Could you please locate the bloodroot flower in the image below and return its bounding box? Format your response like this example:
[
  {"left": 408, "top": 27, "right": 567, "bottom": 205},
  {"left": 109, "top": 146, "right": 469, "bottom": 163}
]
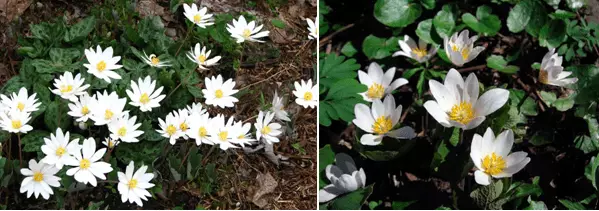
[{"left": 319, "top": 153, "right": 366, "bottom": 203}]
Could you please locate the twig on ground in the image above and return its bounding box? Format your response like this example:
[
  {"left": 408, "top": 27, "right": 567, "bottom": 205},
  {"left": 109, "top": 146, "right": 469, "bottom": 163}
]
[
  {"left": 457, "top": 64, "right": 486, "bottom": 73},
  {"left": 512, "top": 75, "right": 546, "bottom": 112},
  {"left": 318, "top": 23, "right": 355, "bottom": 48}
]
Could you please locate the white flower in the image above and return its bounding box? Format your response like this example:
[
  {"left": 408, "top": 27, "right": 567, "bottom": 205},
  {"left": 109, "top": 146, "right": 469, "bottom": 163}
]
[
  {"left": 157, "top": 111, "right": 185, "bottom": 145},
  {"left": 117, "top": 161, "right": 155, "bottom": 207},
  {"left": 444, "top": 30, "right": 485, "bottom": 67},
  {"left": 141, "top": 51, "right": 170, "bottom": 68},
  {"left": 186, "top": 43, "right": 221, "bottom": 70},
  {"left": 0, "top": 110, "right": 33, "bottom": 133},
  {"left": 293, "top": 79, "right": 318, "bottom": 108},
  {"left": 424, "top": 69, "right": 509, "bottom": 130},
  {"left": 393, "top": 35, "right": 437, "bottom": 63},
  {"left": 50, "top": 72, "right": 90, "bottom": 102},
  {"left": 126, "top": 76, "right": 165, "bottom": 112},
  {"left": 0, "top": 87, "right": 41, "bottom": 113},
  {"left": 539, "top": 48, "right": 577, "bottom": 87},
  {"left": 358, "top": 62, "right": 409, "bottom": 102},
  {"left": 319, "top": 153, "right": 366, "bottom": 203},
  {"left": 270, "top": 91, "right": 290, "bottom": 122},
  {"left": 254, "top": 111, "right": 282, "bottom": 144},
  {"left": 470, "top": 128, "right": 531, "bottom": 186},
  {"left": 185, "top": 102, "right": 207, "bottom": 116},
  {"left": 182, "top": 3, "right": 214, "bottom": 28},
  {"left": 174, "top": 109, "right": 190, "bottom": 140},
  {"left": 306, "top": 18, "right": 318, "bottom": 40},
  {"left": 40, "top": 128, "right": 81, "bottom": 169},
  {"left": 186, "top": 112, "right": 213, "bottom": 146},
  {"left": 64, "top": 138, "right": 113, "bottom": 187},
  {"left": 108, "top": 113, "right": 143, "bottom": 143},
  {"left": 353, "top": 95, "right": 416, "bottom": 146},
  {"left": 67, "top": 93, "right": 95, "bottom": 123},
  {"left": 202, "top": 75, "right": 239, "bottom": 108},
  {"left": 88, "top": 91, "right": 127, "bottom": 125},
  {"left": 83, "top": 45, "right": 123, "bottom": 83},
  {"left": 20, "top": 159, "right": 61, "bottom": 199},
  {"left": 226, "top": 15, "right": 270, "bottom": 43},
  {"left": 231, "top": 120, "right": 255, "bottom": 148},
  {"left": 102, "top": 137, "right": 119, "bottom": 149},
  {"left": 209, "top": 115, "right": 238, "bottom": 150}
]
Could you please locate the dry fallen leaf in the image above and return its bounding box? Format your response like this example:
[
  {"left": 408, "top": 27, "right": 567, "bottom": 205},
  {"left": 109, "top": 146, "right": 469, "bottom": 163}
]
[{"left": 252, "top": 172, "right": 278, "bottom": 208}]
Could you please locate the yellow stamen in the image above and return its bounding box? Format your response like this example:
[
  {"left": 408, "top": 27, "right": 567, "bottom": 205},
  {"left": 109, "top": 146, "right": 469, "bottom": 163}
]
[
  {"left": 55, "top": 147, "right": 66, "bottom": 156},
  {"left": 81, "top": 106, "right": 90, "bottom": 115},
  {"left": 193, "top": 14, "right": 202, "bottom": 23},
  {"left": 237, "top": 135, "right": 245, "bottom": 139},
  {"left": 371, "top": 116, "right": 393, "bottom": 135},
  {"left": 60, "top": 85, "right": 73, "bottom": 93},
  {"left": 412, "top": 48, "right": 428, "bottom": 58},
  {"left": 79, "top": 159, "right": 91, "bottom": 170},
  {"left": 461, "top": 48, "right": 470, "bottom": 61},
  {"left": 215, "top": 89, "right": 223, "bottom": 99},
  {"left": 198, "top": 127, "right": 207, "bottom": 137},
  {"left": 118, "top": 127, "right": 127, "bottom": 137},
  {"left": 11, "top": 120, "right": 21, "bottom": 129},
  {"left": 139, "top": 93, "right": 150, "bottom": 104},
  {"left": 97, "top": 61, "right": 107, "bottom": 72},
  {"left": 242, "top": 29, "right": 252, "bottom": 38},
  {"left": 104, "top": 109, "right": 114, "bottom": 120},
  {"left": 218, "top": 131, "right": 228, "bottom": 142},
  {"left": 17, "top": 102, "right": 25, "bottom": 111},
  {"left": 128, "top": 179, "right": 138, "bottom": 189},
  {"left": 149, "top": 55, "right": 160, "bottom": 66},
  {"left": 180, "top": 122, "right": 188, "bottom": 132},
  {"left": 108, "top": 140, "right": 114, "bottom": 148},
  {"left": 482, "top": 152, "right": 506, "bottom": 176},
  {"left": 198, "top": 55, "right": 207, "bottom": 63},
  {"left": 33, "top": 172, "right": 44, "bottom": 182},
  {"left": 166, "top": 125, "right": 177, "bottom": 136},
  {"left": 261, "top": 126, "right": 271, "bottom": 134},
  {"left": 450, "top": 43, "right": 459, "bottom": 52},
  {"left": 449, "top": 102, "right": 475, "bottom": 125},
  {"left": 539, "top": 70, "right": 548, "bottom": 84},
  {"left": 366, "top": 83, "right": 385, "bottom": 99},
  {"left": 304, "top": 92, "right": 313, "bottom": 101}
]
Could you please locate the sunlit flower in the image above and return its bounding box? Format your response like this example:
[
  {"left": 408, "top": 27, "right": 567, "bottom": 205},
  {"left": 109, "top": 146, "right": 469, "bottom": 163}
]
[
  {"left": 174, "top": 109, "right": 190, "bottom": 140},
  {"left": 88, "top": 91, "right": 127, "bottom": 126},
  {"left": 50, "top": 72, "right": 90, "bottom": 102},
  {"left": 67, "top": 93, "right": 95, "bottom": 123},
  {"left": 424, "top": 69, "right": 509, "bottom": 130},
  {"left": 358, "top": 62, "right": 409, "bottom": 102},
  {"left": 393, "top": 35, "right": 437, "bottom": 63},
  {"left": 40, "top": 128, "right": 81, "bottom": 169},
  {"left": 186, "top": 43, "right": 221, "bottom": 70},
  {"left": 319, "top": 153, "right": 365, "bottom": 203},
  {"left": 117, "top": 161, "right": 155, "bottom": 207},
  {"left": 444, "top": 30, "right": 485, "bottom": 67},
  {"left": 470, "top": 128, "right": 531, "bottom": 186},
  {"left": 227, "top": 15, "right": 270, "bottom": 43},
  {"left": 126, "top": 76, "right": 165, "bottom": 112},
  {"left": 108, "top": 113, "right": 143, "bottom": 143},
  {"left": 20, "top": 159, "right": 61, "bottom": 199},
  {"left": 182, "top": 3, "right": 214, "bottom": 28},
  {"left": 0, "top": 87, "right": 41, "bottom": 113},
  {"left": 141, "top": 51, "right": 170, "bottom": 68},
  {"left": 83, "top": 45, "right": 123, "bottom": 83},
  {"left": 538, "top": 48, "right": 577, "bottom": 87},
  {"left": 64, "top": 138, "right": 113, "bottom": 187},
  {"left": 254, "top": 111, "right": 282, "bottom": 144},
  {"left": 306, "top": 18, "right": 317, "bottom": 40},
  {"left": 293, "top": 79, "right": 318, "bottom": 108},
  {"left": 209, "top": 115, "right": 238, "bottom": 150},
  {"left": 0, "top": 110, "right": 33, "bottom": 133},
  {"left": 102, "top": 137, "right": 119, "bottom": 149},
  {"left": 353, "top": 95, "right": 416, "bottom": 146},
  {"left": 157, "top": 112, "right": 185, "bottom": 145},
  {"left": 231, "top": 120, "right": 255, "bottom": 148},
  {"left": 202, "top": 75, "right": 239, "bottom": 108},
  {"left": 185, "top": 102, "right": 207, "bottom": 116},
  {"left": 186, "top": 112, "right": 213, "bottom": 146},
  {"left": 270, "top": 91, "right": 290, "bottom": 122}
]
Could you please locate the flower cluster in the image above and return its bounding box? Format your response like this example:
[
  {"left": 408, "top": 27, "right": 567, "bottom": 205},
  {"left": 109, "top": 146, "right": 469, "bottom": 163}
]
[{"left": 0, "top": 87, "right": 39, "bottom": 134}]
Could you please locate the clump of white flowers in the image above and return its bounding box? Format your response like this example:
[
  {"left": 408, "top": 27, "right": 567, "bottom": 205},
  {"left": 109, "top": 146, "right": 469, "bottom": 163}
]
[
  {"left": 227, "top": 15, "right": 270, "bottom": 43},
  {"left": 444, "top": 30, "right": 485, "bottom": 67}
]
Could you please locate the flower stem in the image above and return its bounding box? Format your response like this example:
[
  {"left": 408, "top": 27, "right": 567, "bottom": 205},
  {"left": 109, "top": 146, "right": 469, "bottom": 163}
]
[
  {"left": 175, "top": 26, "right": 194, "bottom": 56},
  {"left": 17, "top": 133, "right": 22, "bottom": 168}
]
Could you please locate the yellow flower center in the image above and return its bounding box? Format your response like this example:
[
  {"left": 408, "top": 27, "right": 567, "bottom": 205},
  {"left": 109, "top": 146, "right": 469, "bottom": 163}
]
[
  {"left": 450, "top": 43, "right": 459, "bottom": 52},
  {"left": 180, "top": 122, "right": 188, "bottom": 132},
  {"left": 108, "top": 140, "right": 114, "bottom": 148},
  {"left": 461, "top": 48, "right": 470, "bottom": 61},
  {"left": 261, "top": 126, "right": 271, "bottom": 135},
  {"left": 166, "top": 125, "right": 177, "bottom": 136},
  {"left": 128, "top": 179, "right": 138, "bottom": 189},
  {"left": 79, "top": 159, "right": 91, "bottom": 170},
  {"left": 150, "top": 55, "right": 160, "bottom": 66},
  {"left": 81, "top": 106, "right": 90, "bottom": 115},
  {"left": 366, "top": 83, "right": 385, "bottom": 99},
  {"left": 60, "top": 85, "right": 73, "bottom": 93},
  {"left": 17, "top": 102, "right": 25, "bottom": 111},
  {"left": 449, "top": 101, "right": 475, "bottom": 125},
  {"left": 33, "top": 172, "right": 44, "bottom": 182},
  {"left": 372, "top": 116, "right": 393, "bottom": 135},
  {"left": 218, "top": 131, "right": 228, "bottom": 142},
  {"left": 412, "top": 48, "right": 428, "bottom": 58},
  {"left": 198, "top": 127, "right": 207, "bottom": 137},
  {"left": 104, "top": 109, "right": 114, "bottom": 120},
  {"left": 539, "top": 70, "right": 548, "bottom": 84},
  {"left": 242, "top": 29, "right": 252, "bottom": 38},
  {"left": 55, "top": 147, "right": 66, "bottom": 156},
  {"left": 118, "top": 127, "right": 127, "bottom": 137},
  {"left": 215, "top": 89, "right": 224, "bottom": 99},
  {"left": 97, "top": 60, "right": 107, "bottom": 72},
  {"left": 482, "top": 152, "right": 506, "bottom": 176},
  {"left": 11, "top": 120, "right": 21, "bottom": 129},
  {"left": 139, "top": 93, "right": 150, "bottom": 104},
  {"left": 193, "top": 14, "right": 202, "bottom": 23},
  {"left": 237, "top": 135, "right": 245, "bottom": 139},
  {"left": 304, "top": 92, "right": 313, "bottom": 101},
  {"left": 198, "top": 55, "right": 207, "bottom": 63}
]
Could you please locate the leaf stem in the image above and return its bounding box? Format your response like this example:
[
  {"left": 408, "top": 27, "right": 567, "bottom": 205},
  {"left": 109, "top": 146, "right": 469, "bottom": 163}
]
[{"left": 18, "top": 133, "right": 22, "bottom": 168}]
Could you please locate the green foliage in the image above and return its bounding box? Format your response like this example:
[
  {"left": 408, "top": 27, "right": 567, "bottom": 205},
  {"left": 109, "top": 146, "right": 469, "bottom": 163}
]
[
  {"left": 329, "top": 185, "right": 374, "bottom": 209},
  {"left": 433, "top": 4, "right": 458, "bottom": 38},
  {"left": 362, "top": 35, "right": 399, "bottom": 60},
  {"left": 486, "top": 55, "right": 519, "bottom": 74},
  {"left": 584, "top": 153, "right": 599, "bottom": 190},
  {"left": 319, "top": 145, "right": 335, "bottom": 188},
  {"left": 374, "top": 0, "right": 422, "bottom": 28},
  {"left": 462, "top": 5, "right": 501, "bottom": 36}
]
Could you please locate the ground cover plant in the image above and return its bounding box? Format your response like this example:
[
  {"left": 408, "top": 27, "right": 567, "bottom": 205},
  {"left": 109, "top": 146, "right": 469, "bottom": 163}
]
[
  {"left": 0, "top": 0, "right": 317, "bottom": 209},
  {"left": 319, "top": 0, "right": 599, "bottom": 209}
]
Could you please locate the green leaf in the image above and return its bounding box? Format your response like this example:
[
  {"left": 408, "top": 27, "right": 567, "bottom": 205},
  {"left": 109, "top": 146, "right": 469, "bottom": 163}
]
[
  {"left": 524, "top": 196, "right": 548, "bottom": 210},
  {"left": 584, "top": 154, "right": 599, "bottom": 190},
  {"left": 523, "top": 0, "right": 548, "bottom": 37},
  {"left": 539, "top": 91, "right": 557, "bottom": 106},
  {"left": 419, "top": 0, "right": 435, "bottom": 10},
  {"left": 331, "top": 185, "right": 374, "bottom": 210},
  {"left": 470, "top": 180, "right": 505, "bottom": 209},
  {"left": 374, "top": 0, "right": 422, "bottom": 28},
  {"left": 319, "top": 145, "right": 335, "bottom": 188},
  {"left": 462, "top": 6, "right": 501, "bottom": 36},
  {"left": 559, "top": 199, "right": 586, "bottom": 210},
  {"left": 486, "top": 55, "right": 519, "bottom": 74},
  {"left": 362, "top": 35, "right": 399, "bottom": 60},
  {"left": 21, "top": 131, "right": 51, "bottom": 152},
  {"left": 392, "top": 201, "right": 416, "bottom": 209},
  {"left": 574, "top": 135, "right": 599, "bottom": 154},
  {"left": 341, "top": 42, "right": 358, "bottom": 57},
  {"left": 319, "top": 54, "right": 360, "bottom": 82},
  {"left": 416, "top": 19, "right": 442, "bottom": 45},
  {"left": 44, "top": 100, "right": 71, "bottom": 131},
  {"left": 554, "top": 97, "right": 575, "bottom": 111},
  {"left": 509, "top": 89, "right": 538, "bottom": 116},
  {"left": 169, "top": 88, "right": 193, "bottom": 109},
  {"left": 187, "top": 85, "right": 203, "bottom": 98},
  {"left": 507, "top": 0, "right": 533, "bottom": 33},
  {"left": 64, "top": 16, "right": 96, "bottom": 43},
  {"left": 539, "top": 19, "right": 567, "bottom": 49},
  {"left": 551, "top": 10, "right": 576, "bottom": 19},
  {"left": 115, "top": 142, "right": 161, "bottom": 165},
  {"left": 433, "top": 4, "right": 458, "bottom": 38},
  {"left": 271, "top": 19, "right": 286, "bottom": 29}
]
